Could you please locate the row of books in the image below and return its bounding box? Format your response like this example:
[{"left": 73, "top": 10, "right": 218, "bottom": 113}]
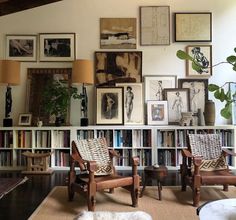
[
  {"left": 114, "top": 130, "right": 132, "bottom": 147},
  {"left": 157, "top": 130, "right": 175, "bottom": 147},
  {"left": 77, "top": 130, "right": 94, "bottom": 140},
  {"left": 54, "top": 150, "right": 70, "bottom": 167},
  {"left": 16, "top": 150, "right": 27, "bottom": 166},
  {"left": 158, "top": 149, "right": 175, "bottom": 166},
  {"left": 97, "top": 130, "right": 113, "bottom": 147},
  {"left": 134, "top": 149, "right": 152, "bottom": 166},
  {"left": 52, "top": 130, "right": 70, "bottom": 148},
  {"left": 0, "top": 151, "right": 12, "bottom": 166},
  {"left": 0, "top": 131, "right": 13, "bottom": 148},
  {"left": 35, "top": 130, "right": 51, "bottom": 148}
]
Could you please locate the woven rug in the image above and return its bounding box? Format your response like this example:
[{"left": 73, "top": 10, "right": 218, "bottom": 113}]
[
  {"left": 29, "top": 185, "right": 236, "bottom": 220},
  {"left": 0, "top": 176, "right": 28, "bottom": 199}
]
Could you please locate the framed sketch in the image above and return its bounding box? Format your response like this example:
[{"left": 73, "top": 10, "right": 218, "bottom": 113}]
[
  {"left": 39, "top": 33, "right": 75, "bottom": 61},
  {"left": 95, "top": 51, "right": 142, "bottom": 86},
  {"left": 96, "top": 87, "right": 124, "bottom": 125},
  {"left": 116, "top": 83, "right": 143, "bottom": 125},
  {"left": 186, "top": 45, "right": 212, "bottom": 77},
  {"left": 174, "top": 12, "right": 212, "bottom": 42},
  {"left": 163, "top": 88, "right": 190, "bottom": 125},
  {"left": 18, "top": 113, "right": 32, "bottom": 126},
  {"left": 5, "top": 35, "right": 37, "bottom": 61},
  {"left": 100, "top": 18, "right": 136, "bottom": 49},
  {"left": 147, "top": 100, "right": 168, "bottom": 125},
  {"left": 140, "top": 6, "right": 170, "bottom": 45},
  {"left": 144, "top": 75, "right": 177, "bottom": 101}
]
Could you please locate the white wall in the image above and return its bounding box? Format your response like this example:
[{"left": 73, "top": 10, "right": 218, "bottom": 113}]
[{"left": 0, "top": 0, "right": 236, "bottom": 126}]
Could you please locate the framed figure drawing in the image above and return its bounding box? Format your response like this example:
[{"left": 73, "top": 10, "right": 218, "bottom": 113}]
[
  {"left": 96, "top": 87, "right": 124, "bottom": 125},
  {"left": 116, "top": 83, "right": 143, "bottom": 125},
  {"left": 95, "top": 51, "right": 142, "bottom": 86},
  {"left": 163, "top": 88, "right": 190, "bottom": 125},
  {"left": 147, "top": 101, "right": 168, "bottom": 125}
]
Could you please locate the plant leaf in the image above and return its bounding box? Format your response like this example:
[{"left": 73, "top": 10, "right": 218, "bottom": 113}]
[
  {"left": 176, "top": 50, "right": 193, "bottom": 60},
  {"left": 226, "top": 55, "right": 236, "bottom": 64},
  {"left": 208, "top": 84, "right": 219, "bottom": 92},
  {"left": 221, "top": 104, "right": 232, "bottom": 119}
]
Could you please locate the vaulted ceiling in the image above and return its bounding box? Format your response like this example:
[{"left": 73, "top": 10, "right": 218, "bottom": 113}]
[{"left": 0, "top": 0, "right": 63, "bottom": 16}]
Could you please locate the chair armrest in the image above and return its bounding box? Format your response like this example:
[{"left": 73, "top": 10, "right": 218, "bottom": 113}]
[
  {"left": 182, "top": 149, "right": 193, "bottom": 158},
  {"left": 131, "top": 156, "right": 139, "bottom": 166},
  {"left": 223, "top": 149, "right": 236, "bottom": 157},
  {"left": 109, "top": 149, "right": 120, "bottom": 158},
  {"left": 86, "top": 160, "right": 97, "bottom": 172}
]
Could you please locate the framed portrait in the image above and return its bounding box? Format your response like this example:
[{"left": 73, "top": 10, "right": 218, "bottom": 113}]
[
  {"left": 174, "top": 12, "right": 212, "bottom": 42},
  {"left": 96, "top": 87, "right": 124, "bottom": 125},
  {"left": 116, "top": 83, "right": 143, "bottom": 125},
  {"left": 95, "top": 51, "right": 142, "bottom": 86},
  {"left": 147, "top": 100, "right": 168, "bottom": 125},
  {"left": 100, "top": 18, "right": 136, "bottom": 49},
  {"left": 144, "top": 75, "right": 177, "bottom": 101},
  {"left": 39, "top": 33, "right": 75, "bottom": 61},
  {"left": 5, "top": 35, "right": 37, "bottom": 61},
  {"left": 18, "top": 113, "right": 32, "bottom": 126},
  {"left": 140, "top": 6, "right": 170, "bottom": 45},
  {"left": 186, "top": 45, "right": 212, "bottom": 77},
  {"left": 163, "top": 88, "right": 190, "bottom": 125}
]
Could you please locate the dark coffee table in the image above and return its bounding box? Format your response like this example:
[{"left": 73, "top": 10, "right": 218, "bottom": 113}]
[{"left": 140, "top": 165, "right": 168, "bottom": 200}]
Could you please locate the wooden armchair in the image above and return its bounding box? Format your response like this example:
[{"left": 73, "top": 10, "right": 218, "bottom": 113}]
[
  {"left": 180, "top": 133, "right": 236, "bottom": 207},
  {"left": 68, "top": 138, "right": 140, "bottom": 211}
]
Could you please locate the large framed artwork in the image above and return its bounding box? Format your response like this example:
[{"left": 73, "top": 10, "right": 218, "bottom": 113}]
[
  {"left": 116, "top": 83, "right": 143, "bottom": 125},
  {"left": 174, "top": 12, "right": 212, "bottom": 42},
  {"left": 140, "top": 6, "right": 170, "bottom": 45},
  {"left": 95, "top": 51, "right": 142, "bottom": 86},
  {"left": 5, "top": 35, "right": 37, "bottom": 61},
  {"left": 144, "top": 75, "right": 177, "bottom": 101},
  {"left": 186, "top": 45, "right": 212, "bottom": 77},
  {"left": 96, "top": 87, "right": 124, "bottom": 125},
  {"left": 39, "top": 33, "right": 75, "bottom": 61},
  {"left": 100, "top": 18, "right": 136, "bottom": 49},
  {"left": 163, "top": 88, "right": 190, "bottom": 125}
]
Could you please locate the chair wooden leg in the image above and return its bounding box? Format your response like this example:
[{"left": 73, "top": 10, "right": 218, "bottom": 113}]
[
  {"left": 193, "top": 187, "right": 200, "bottom": 207},
  {"left": 180, "top": 164, "right": 187, "bottom": 191},
  {"left": 109, "top": 188, "right": 114, "bottom": 193},
  {"left": 223, "top": 184, "right": 229, "bottom": 191},
  {"left": 68, "top": 170, "right": 76, "bottom": 201},
  {"left": 131, "top": 175, "right": 140, "bottom": 207}
]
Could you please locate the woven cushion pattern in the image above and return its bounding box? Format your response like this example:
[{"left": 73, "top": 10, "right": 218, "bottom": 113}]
[{"left": 76, "top": 138, "right": 113, "bottom": 176}]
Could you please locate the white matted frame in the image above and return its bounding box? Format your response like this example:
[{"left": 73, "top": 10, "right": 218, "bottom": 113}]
[
  {"left": 18, "top": 113, "right": 32, "bottom": 126},
  {"left": 144, "top": 75, "right": 177, "bottom": 101},
  {"left": 116, "top": 83, "right": 143, "bottom": 125},
  {"left": 140, "top": 6, "right": 170, "bottom": 45},
  {"left": 147, "top": 100, "right": 168, "bottom": 125},
  {"left": 96, "top": 87, "right": 124, "bottom": 125}
]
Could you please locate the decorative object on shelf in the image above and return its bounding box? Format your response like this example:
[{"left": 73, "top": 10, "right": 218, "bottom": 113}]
[
  {"left": 179, "top": 112, "right": 194, "bottom": 126},
  {"left": 204, "top": 100, "right": 215, "bottom": 126},
  {"left": 72, "top": 59, "right": 94, "bottom": 126},
  {"left": 18, "top": 113, "right": 32, "bottom": 126},
  {"left": 37, "top": 120, "right": 43, "bottom": 127},
  {"left": 0, "top": 60, "right": 20, "bottom": 127}
]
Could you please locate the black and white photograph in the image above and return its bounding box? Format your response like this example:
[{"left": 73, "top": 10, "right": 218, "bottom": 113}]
[
  {"left": 6, "top": 35, "right": 37, "bottom": 61},
  {"left": 18, "top": 113, "right": 32, "bottom": 126},
  {"left": 116, "top": 83, "right": 143, "bottom": 125},
  {"left": 39, "top": 33, "right": 75, "bottom": 61}
]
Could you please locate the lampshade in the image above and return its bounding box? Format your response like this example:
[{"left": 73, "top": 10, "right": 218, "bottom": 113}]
[
  {"left": 72, "top": 59, "right": 93, "bottom": 85},
  {"left": 0, "top": 60, "right": 20, "bottom": 85}
]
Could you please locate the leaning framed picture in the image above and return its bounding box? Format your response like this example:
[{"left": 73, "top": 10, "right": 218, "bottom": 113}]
[
  {"left": 116, "top": 83, "right": 143, "bottom": 125},
  {"left": 140, "top": 6, "right": 170, "bottom": 45},
  {"left": 95, "top": 51, "right": 142, "bottom": 86},
  {"left": 174, "top": 12, "right": 212, "bottom": 42},
  {"left": 147, "top": 100, "right": 168, "bottom": 125},
  {"left": 5, "top": 35, "right": 37, "bottom": 61},
  {"left": 96, "top": 87, "right": 124, "bottom": 125},
  {"left": 39, "top": 33, "right": 75, "bottom": 62},
  {"left": 18, "top": 113, "right": 32, "bottom": 126},
  {"left": 163, "top": 88, "right": 190, "bottom": 125},
  {"left": 144, "top": 75, "right": 177, "bottom": 101},
  {"left": 186, "top": 45, "right": 212, "bottom": 77}
]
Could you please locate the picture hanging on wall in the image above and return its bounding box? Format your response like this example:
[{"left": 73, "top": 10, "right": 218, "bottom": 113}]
[{"left": 100, "top": 18, "right": 137, "bottom": 49}]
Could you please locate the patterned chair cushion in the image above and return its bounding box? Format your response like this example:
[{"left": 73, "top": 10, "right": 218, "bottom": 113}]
[
  {"left": 76, "top": 138, "right": 113, "bottom": 176},
  {"left": 188, "top": 134, "right": 228, "bottom": 171}
]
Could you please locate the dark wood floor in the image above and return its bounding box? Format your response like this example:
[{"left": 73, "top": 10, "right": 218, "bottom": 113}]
[{"left": 0, "top": 170, "right": 181, "bottom": 220}]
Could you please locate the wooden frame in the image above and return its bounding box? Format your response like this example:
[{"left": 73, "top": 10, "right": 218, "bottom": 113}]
[
  {"left": 147, "top": 100, "right": 168, "bottom": 125},
  {"left": 96, "top": 87, "right": 124, "bottom": 125},
  {"left": 163, "top": 88, "right": 190, "bottom": 125},
  {"left": 5, "top": 34, "right": 37, "bottom": 61},
  {"left": 144, "top": 75, "right": 177, "bottom": 101},
  {"left": 186, "top": 45, "right": 212, "bottom": 77},
  {"left": 116, "top": 83, "right": 143, "bottom": 125},
  {"left": 18, "top": 113, "right": 32, "bottom": 126},
  {"left": 140, "top": 6, "right": 170, "bottom": 45},
  {"left": 95, "top": 51, "right": 142, "bottom": 86},
  {"left": 174, "top": 12, "right": 212, "bottom": 42},
  {"left": 100, "top": 18, "right": 136, "bottom": 49},
  {"left": 39, "top": 33, "right": 75, "bottom": 61}
]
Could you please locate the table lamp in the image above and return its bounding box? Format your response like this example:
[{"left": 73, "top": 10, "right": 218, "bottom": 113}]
[
  {"left": 72, "top": 59, "right": 93, "bottom": 126},
  {"left": 0, "top": 60, "right": 20, "bottom": 127}
]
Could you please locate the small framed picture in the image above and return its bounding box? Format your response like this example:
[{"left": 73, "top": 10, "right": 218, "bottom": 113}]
[
  {"left": 144, "top": 75, "right": 177, "bottom": 101},
  {"left": 5, "top": 35, "right": 37, "bottom": 61},
  {"left": 163, "top": 88, "right": 190, "bottom": 125},
  {"left": 18, "top": 113, "right": 32, "bottom": 126},
  {"left": 186, "top": 45, "right": 212, "bottom": 77},
  {"left": 96, "top": 87, "right": 124, "bottom": 125},
  {"left": 39, "top": 33, "right": 76, "bottom": 62},
  {"left": 147, "top": 100, "right": 168, "bottom": 125}
]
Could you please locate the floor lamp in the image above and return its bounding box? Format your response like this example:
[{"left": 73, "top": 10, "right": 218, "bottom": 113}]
[
  {"left": 0, "top": 60, "right": 20, "bottom": 127},
  {"left": 72, "top": 59, "right": 93, "bottom": 126}
]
